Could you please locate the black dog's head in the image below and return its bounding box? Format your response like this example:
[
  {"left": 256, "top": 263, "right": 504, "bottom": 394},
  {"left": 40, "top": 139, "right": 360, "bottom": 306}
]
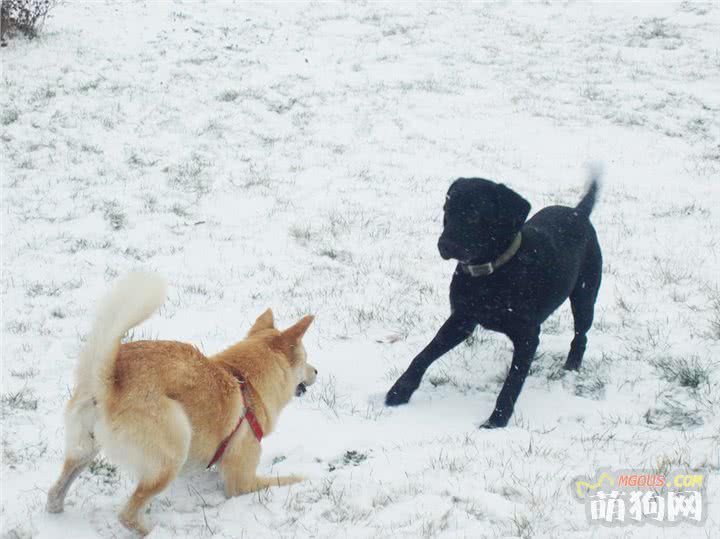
[{"left": 437, "top": 178, "right": 531, "bottom": 263}]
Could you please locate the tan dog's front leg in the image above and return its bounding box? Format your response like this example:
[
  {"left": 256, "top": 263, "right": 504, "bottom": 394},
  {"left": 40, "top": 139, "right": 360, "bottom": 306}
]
[
  {"left": 247, "top": 474, "right": 303, "bottom": 493},
  {"left": 220, "top": 437, "right": 303, "bottom": 497},
  {"left": 226, "top": 474, "right": 303, "bottom": 496}
]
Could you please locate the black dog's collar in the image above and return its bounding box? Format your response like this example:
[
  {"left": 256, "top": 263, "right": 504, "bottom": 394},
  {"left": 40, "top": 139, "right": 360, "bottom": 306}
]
[{"left": 459, "top": 233, "right": 522, "bottom": 277}]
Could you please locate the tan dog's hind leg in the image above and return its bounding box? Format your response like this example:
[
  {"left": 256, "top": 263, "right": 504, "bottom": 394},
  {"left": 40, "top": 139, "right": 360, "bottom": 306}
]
[
  {"left": 108, "top": 398, "right": 191, "bottom": 535},
  {"left": 47, "top": 454, "right": 98, "bottom": 513},
  {"left": 47, "top": 393, "right": 98, "bottom": 513},
  {"left": 119, "top": 472, "right": 175, "bottom": 536},
  {"left": 220, "top": 436, "right": 303, "bottom": 497}
]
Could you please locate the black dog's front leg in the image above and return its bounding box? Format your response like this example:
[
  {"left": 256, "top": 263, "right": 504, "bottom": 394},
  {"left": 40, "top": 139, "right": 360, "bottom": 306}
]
[
  {"left": 386, "top": 313, "right": 476, "bottom": 406},
  {"left": 482, "top": 328, "right": 540, "bottom": 428}
]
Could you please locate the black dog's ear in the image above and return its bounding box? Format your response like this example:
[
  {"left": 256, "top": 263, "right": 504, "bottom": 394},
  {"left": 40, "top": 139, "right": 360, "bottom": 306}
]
[
  {"left": 496, "top": 183, "right": 531, "bottom": 230},
  {"left": 446, "top": 179, "right": 462, "bottom": 198}
]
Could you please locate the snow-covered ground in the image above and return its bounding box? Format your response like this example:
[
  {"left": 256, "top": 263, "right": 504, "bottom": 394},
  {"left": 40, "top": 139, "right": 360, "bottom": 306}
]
[{"left": 2, "top": 2, "right": 719, "bottom": 538}]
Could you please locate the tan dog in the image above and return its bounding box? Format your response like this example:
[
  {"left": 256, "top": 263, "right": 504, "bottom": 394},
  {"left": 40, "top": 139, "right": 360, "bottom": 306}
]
[{"left": 46, "top": 272, "right": 317, "bottom": 535}]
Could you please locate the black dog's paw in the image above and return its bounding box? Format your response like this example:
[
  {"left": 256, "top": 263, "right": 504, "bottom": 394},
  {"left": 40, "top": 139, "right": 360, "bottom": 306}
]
[
  {"left": 480, "top": 414, "right": 509, "bottom": 429},
  {"left": 385, "top": 381, "right": 415, "bottom": 406},
  {"left": 562, "top": 361, "right": 581, "bottom": 371},
  {"left": 385, "top": 389, "right": 410, "bottom": 406}
]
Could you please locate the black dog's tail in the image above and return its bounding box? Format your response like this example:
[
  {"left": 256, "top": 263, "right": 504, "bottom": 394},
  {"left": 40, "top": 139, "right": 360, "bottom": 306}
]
[{"left": 575, "top": 163, "right": 602, "bottom": 220}]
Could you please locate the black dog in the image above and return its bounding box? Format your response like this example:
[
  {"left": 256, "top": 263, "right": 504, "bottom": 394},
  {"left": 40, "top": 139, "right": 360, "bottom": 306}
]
[{"left": 386, "top": 173, "right": 602, "bottom": 428}]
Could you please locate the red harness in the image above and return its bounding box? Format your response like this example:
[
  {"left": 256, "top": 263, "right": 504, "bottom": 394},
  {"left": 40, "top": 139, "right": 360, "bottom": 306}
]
[{"left": 207, "top": 377, "right": 264, "bottom": 469}]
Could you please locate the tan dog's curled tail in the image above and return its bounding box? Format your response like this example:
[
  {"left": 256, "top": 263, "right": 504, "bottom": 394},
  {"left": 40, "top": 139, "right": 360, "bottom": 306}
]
[{"left": 75, "top": 272, "right": 166, "bottom": 405}]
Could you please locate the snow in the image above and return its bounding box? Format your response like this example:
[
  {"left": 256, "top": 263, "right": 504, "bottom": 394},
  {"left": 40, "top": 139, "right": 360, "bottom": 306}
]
[{"left": 2, "top": 1, "right": 719, "bottom": 538}]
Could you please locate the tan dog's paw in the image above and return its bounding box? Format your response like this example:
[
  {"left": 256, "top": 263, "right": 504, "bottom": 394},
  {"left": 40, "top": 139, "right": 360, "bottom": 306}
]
[
  {"left": 119, "top": 511, "right": 151, "bottom": 536},
  {"left": 224, "top": 474, "right": 303, "bottom": 497},
  {"left": 277, "top": 474, "right": 304, "bottom": 486},
  {"left": 46, "top": 491, "right": 64, "bottom": 514},
  {"left": 265, "top": 474, "right": 303, "bottom": 489}
]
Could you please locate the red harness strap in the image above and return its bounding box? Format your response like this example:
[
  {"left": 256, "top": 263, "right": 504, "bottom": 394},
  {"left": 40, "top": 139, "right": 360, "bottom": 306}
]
[{"left": 207, "top": 377, "right": 263, "bottom": 469}]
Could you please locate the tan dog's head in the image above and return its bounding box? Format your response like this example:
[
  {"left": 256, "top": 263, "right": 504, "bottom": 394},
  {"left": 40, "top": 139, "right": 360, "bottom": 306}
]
[{"left": 248, "top": 309, "right": 317, "bottom": 397}]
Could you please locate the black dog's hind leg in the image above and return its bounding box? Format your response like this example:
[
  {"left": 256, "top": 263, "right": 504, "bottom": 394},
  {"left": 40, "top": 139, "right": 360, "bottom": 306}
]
[
  {"left": 386, "top": 313, "right": 476, "bottom": 406},
  {"left": 564, "top": 233, "right": 602, "bottom": 371},
  {"left": 482, "top": 327, "right": 540, "bottom": 429}
]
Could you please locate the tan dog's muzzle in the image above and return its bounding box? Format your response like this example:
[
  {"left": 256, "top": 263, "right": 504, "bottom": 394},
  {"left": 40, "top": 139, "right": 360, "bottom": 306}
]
[{"left": 295, "top": 364, "right": 317, "bottom": 396}]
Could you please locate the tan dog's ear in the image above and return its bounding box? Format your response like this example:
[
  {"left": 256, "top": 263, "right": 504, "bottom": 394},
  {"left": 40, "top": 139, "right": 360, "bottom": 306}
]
[
  {"left": 280, "top": 315, "right": 314, "bottom": 344},
  {"left": 248, "top": 308, "right": 275, "bottom": 335}
]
